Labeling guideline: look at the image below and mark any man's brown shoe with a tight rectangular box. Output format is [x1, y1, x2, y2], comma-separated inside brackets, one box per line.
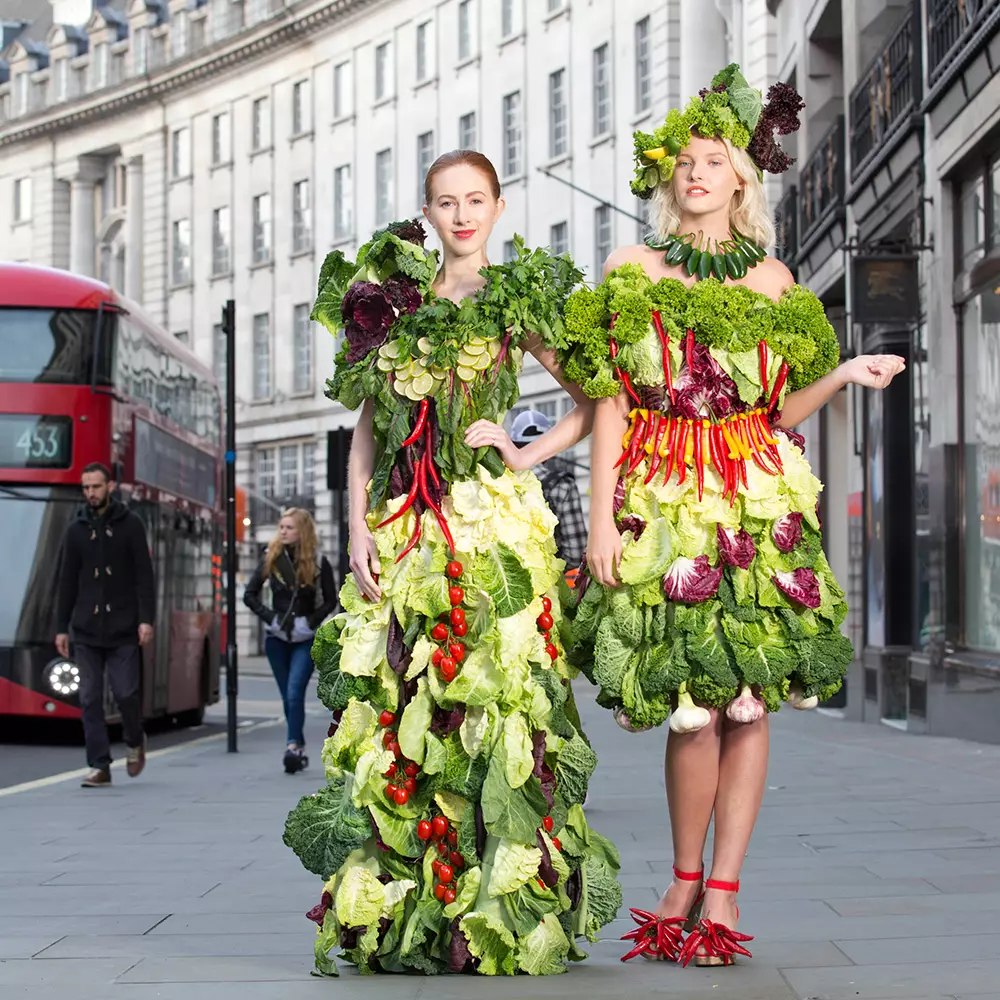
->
[81, 768, 111, 788]
[126, 735, 147, 778]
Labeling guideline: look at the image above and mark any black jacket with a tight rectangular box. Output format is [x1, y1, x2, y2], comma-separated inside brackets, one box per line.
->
[56, 500, 156, 647]
[244, 547, 336, 636]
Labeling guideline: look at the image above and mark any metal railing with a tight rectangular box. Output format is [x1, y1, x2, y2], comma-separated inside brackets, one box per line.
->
[849, 7, 919, 179]
[774, 185, 798, 270]
[927, 0, 1000, 85]
[799, 116, 845, 247]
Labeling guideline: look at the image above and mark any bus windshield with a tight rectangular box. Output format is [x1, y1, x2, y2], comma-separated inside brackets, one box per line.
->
[0, 307, 115, 385]
[0, 486, 81, 645]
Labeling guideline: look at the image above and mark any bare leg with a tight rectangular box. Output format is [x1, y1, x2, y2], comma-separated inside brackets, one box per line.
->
[703, 712, 770, 929]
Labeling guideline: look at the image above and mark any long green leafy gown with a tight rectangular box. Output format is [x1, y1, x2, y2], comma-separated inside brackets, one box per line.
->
[561, 265, 854, 730]
[282, 222, 622, 977]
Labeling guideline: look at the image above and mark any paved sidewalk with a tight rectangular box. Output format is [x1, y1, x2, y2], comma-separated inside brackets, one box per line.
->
[3, 694, 1000, 1000]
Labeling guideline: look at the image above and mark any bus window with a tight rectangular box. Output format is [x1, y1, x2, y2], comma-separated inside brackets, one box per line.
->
[0, 307, 115, 385]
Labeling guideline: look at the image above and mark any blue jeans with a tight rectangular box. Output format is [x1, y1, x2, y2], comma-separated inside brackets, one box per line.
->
[265, 637, 315, 746]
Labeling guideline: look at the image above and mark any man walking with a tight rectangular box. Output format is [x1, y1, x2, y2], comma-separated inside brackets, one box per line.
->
[55, 463, 156, 788]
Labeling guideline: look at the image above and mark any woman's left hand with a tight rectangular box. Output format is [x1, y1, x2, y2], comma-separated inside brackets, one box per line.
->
[840, 354, 907, 390]
[464, 420, 531, 470]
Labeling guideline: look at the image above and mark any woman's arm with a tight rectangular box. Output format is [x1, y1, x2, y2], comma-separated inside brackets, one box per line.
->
[348, 399, 382, 601]
[775, 354, 906, 428]
[309, 557, 339, 628]
[242, 562, 274, 622]
[586, 392, 630, 587]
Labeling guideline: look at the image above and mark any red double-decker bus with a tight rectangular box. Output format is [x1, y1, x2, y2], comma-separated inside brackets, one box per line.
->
[0, 263, 224, 726]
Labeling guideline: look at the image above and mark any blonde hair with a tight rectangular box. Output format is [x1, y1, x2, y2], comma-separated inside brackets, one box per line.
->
[264, 508, 319, 587]
[651, 137, 775, 249]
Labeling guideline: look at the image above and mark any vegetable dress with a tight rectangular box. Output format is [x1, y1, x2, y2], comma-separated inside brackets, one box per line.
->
[562, 267, 854, 730]
[283, 221, 622, 977]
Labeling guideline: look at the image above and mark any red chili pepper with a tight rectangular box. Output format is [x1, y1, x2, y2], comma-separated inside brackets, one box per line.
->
[609, 332, 619, 359]
[395, 513, 422, 563]
[424, 423, 440, 488]
[644, 415, 667, 484]
[661, 418, 679, 485]
[627, 415, 651, 476]
[768, 361, 789, 415]
[375, 459, 421, 529]
[650, 311, 676, 408]
[739, 456, 748, 490]
[708, 422, 725, 481]
[685, 328, 695, 371]
[694, 421, 705, 501]
[750, 449, 778, 477]
[401, 399, 430, 448]
[615, 414, 638, 469]
[754, 412, 784, 473]
[675, 420, 690, 486]
[609, 331, 641, 405]
[758, 340, 769, 401]
[416, 449, 456, 555]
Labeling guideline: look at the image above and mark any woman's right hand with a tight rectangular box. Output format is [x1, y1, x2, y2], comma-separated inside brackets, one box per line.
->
[587, 517, 622, 587]
[349, 522, 382, 601]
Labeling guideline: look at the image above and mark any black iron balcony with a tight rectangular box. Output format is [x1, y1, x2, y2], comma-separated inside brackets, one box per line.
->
[799, 116, 845, 250]
[927, 0, 1000, 86]
[774, 185, 798, 271]
[849, 7, 920, 180]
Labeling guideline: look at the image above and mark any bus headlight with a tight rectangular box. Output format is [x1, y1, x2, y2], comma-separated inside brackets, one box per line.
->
[46, 660, 81, 696]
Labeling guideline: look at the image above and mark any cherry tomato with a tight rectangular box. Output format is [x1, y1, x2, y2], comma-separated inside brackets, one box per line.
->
[383, 730, 395, 748]
[446, 561, 463, 579]
[379, 710, 396, 727]
[389, 741, 401, 759]
[450, 608, 466, 626]
[434, 882, 447, 901]
[551, 837, 562, 852]
[449, 643, 465, 663]
[537, 877, 546, 888]
[452, 621, 468, 637]
[393, 787, 410, 806]
[542, 631, 551, 642]
[385, 784, 398, 800]
[404, 762, 420, 778]
[437, 863, 454, 883]
[437, 841, 449, 856]
[444, 888, 457, 905]
[450, 851, 464, 868]
[432, 816, 449, 838]
[537, 612, 554, 631]
[432, 859, 442, 875]
[449, 586, 465, 606]
[431, 647, 445, 666]
[543, 816, 554, 832]
[384, 764, 397, 778]
[403, 777, 417, 794]
[440, 659, 457, 682]
[447, 829, 458, 846]
[542, 597, 552, 613]
[546, 643, 558, 661]
[417, 820, 432, 841]
[431, 623, 449, 641]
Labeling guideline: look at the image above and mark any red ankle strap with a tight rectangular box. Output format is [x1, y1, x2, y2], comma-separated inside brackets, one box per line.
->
[705, 877, 740, 892]
[672, 865, 704, 882]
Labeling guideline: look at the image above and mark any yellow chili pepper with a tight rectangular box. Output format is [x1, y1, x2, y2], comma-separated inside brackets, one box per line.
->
[658, 417, 674, 456]
[721, 422, 741, 461]
[756, 408, 780, 445]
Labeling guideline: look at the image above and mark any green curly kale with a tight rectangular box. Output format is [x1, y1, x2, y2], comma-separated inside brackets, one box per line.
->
[687, 673, 738, 708]
[760, 676, 791, 713]
[283, 775, 371, 878]
[769, 285, 841, 391]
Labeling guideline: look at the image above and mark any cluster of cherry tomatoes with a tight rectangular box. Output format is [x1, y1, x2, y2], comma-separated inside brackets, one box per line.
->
[538, 597, 558, 661]
[429, 561, 467, 683]
[417, 815, 466, 903]
[380, 710, 419, 806]
[541, 814, 561, 851]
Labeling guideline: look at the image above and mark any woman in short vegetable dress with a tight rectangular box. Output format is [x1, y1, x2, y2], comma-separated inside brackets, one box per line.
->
[244, 508, 336, 774]
[562, 66, 906, 966]
[282, 151, 623, 977]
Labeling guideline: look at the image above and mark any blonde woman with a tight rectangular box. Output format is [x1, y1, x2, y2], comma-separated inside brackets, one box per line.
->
[244, 508, 336, 773]
[562, 65, 906, 965]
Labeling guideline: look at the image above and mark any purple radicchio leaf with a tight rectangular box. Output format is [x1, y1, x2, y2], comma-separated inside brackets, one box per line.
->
[449, 918, 479, 973]
[327, 709, 343, 739]
[639, 383, 665, 412]
[340, 926, 360, 949]
[306, 890, 333, 926]
[475, 804, 487, 860]
[400, 677, 419, 709]
[612, 478, 626, 516]
[777, 427, 806, 453]
[389, 447, 416, 502]
[663, 555, 723, 603]
[815, 498, 823, 531]
[382, 275, 423, 315]
[369, 813, 391, 853]
[387, 218, 428, 246]
[531, 731, 556, 809]
[772, 512, 804, 553]
[430, 703, 466, 737]
[536, 830, 559, 888]
[566, 867, 583, 909]
[341, 282, 395, 364]
[387, 612, 411, 676]
[774, 568, 822, 609]
[671, 342, 741, 420]
[716, 524, 756, 569]
[618, 514, 646, 540]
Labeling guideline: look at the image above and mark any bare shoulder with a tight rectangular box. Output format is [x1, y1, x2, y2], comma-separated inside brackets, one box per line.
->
[602, 244, 648, 278]
[755, 257, 796, 300]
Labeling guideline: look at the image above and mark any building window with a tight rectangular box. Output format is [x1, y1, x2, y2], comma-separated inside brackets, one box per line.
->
[252, 96, 270, 151]
[375, 148, 393, 225]
[255, 447, 275, 497]
[172, 218, 192, 285]
[292, 79, 310, 135]
[334, 164, 352, 239]
[279, 444, 300, 497]
[150, 34, 166, 70]
[171, 9, 188, 59]
[503, 240, 516, 262]
[171, 127, 190, 179]
[636, 197, 650, 242]
[212, 206, 230, 275]
[52, 58, 69, 102]
[635, 16, 651, 114]
[253, 193, 272, 263]
[593, 44, 611, 137]
[292, 179, 311, 252]
[13, 73, 28, 115]
[549, 69, 567, 159]
[213, 322, 226, 381]
[503, 91, 522, 178]
[133, 27, 148, 74]
[502, 0, 516, 37]
[293, 303, 313, 394]
[375, 41, 391, 101]
[111, 51, 125, 85]
[594, 205, 612, 273]
[547, 0, 564, 11]
[302, 441, 316, 497]
[174, 330, 189, 345]
[333, 61, 351, 118]
[416, 21, 432, 81]
[458, 0, 473, 61]
[13, 178, 32, 223]
[90, 42, 109, 90]
[212, 112, 230, 164]
[417, 131, 434, 208]
[550, 220, 568, 256]
[459, 111, 476, 149]
[252, 313, 271, 400]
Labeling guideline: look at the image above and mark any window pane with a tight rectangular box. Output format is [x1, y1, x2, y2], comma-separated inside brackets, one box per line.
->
[256, 447, 275, 497]
[171, 127, 190, 178]
[991, 156, 1000, 248]
[13, 178, 31, 223]
[279, 444, 299, 498]
[416, 22, 429, 80]
[593, 44, 610, 136]
[334, 164, 352, 238]
[212, 206, 230, 274]
[549, 69, 567, 158]
[375, 148, 393, 225]
[252, 97, 270, 150]
[253, 193, 272, 263]
[502, 0, 514, 36]
[292, 79, 310, 134]
[594, 205, 612, 274]
[302, 442, 316, 497]
[293, 303, 313, 394]
[375, 42, 390, 100]
[503, 239, 516, 262]
[333, 61, 351, 118]
[503, 91, 521, 178]
[547, 0, 562, 11]
[293, 179, 311, 252]
[459, 111, 476, 149]
[550, 221, 568, 256]
[635, 17, 651, 113]
[213, 322, 226, 381]
[252, 313, 271, 399]
[172, 218, 191, 284]
[212, 112, 230, 164]
[171, 11, 188, 59]
[960, 174, 985, 271]
[458, 0, 472, 60]
[417, 131, 434, 208]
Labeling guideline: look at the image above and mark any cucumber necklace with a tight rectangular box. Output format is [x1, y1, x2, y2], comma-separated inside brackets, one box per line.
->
[645, 230, 766, 282]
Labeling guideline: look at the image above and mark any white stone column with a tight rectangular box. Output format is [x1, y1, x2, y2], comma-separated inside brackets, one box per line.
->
[679, 0, 728, 101]
[125, 156, 144, 302]
[66, 157, 105, 277]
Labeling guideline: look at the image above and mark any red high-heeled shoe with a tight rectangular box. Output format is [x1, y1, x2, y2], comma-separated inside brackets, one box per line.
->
[678, 877, 753, 967]
[621, 865, 704, 963]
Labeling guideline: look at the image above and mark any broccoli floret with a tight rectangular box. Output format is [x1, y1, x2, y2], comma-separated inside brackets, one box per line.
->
[687, 673, 738, 708]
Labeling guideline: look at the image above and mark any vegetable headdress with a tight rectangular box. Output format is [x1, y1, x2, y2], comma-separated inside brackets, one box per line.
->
[631, 63, 804, 199]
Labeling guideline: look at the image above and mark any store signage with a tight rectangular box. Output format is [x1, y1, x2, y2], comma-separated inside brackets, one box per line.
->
[852, 255, 920, 324]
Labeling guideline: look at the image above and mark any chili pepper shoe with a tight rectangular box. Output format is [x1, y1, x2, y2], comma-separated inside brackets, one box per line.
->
[679, 878, 753, 968]
[621, 866, 704, 963]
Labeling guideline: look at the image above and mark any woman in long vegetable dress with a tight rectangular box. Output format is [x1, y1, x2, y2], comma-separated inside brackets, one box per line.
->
[282, 150, 623, 977]
[560, 66, 906, 966]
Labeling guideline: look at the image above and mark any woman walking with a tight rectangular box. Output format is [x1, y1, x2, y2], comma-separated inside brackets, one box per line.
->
[244, 507, 336, 774]
[561, 65, 906, 966]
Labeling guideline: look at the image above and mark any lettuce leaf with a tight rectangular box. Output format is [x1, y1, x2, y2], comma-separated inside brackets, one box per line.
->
[397, 676, 434, 765]
[473, 543, 534, 618]
[516, 912, 570, 975]
[489, 839, 543, 897]
[460, 911, 517, 976]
